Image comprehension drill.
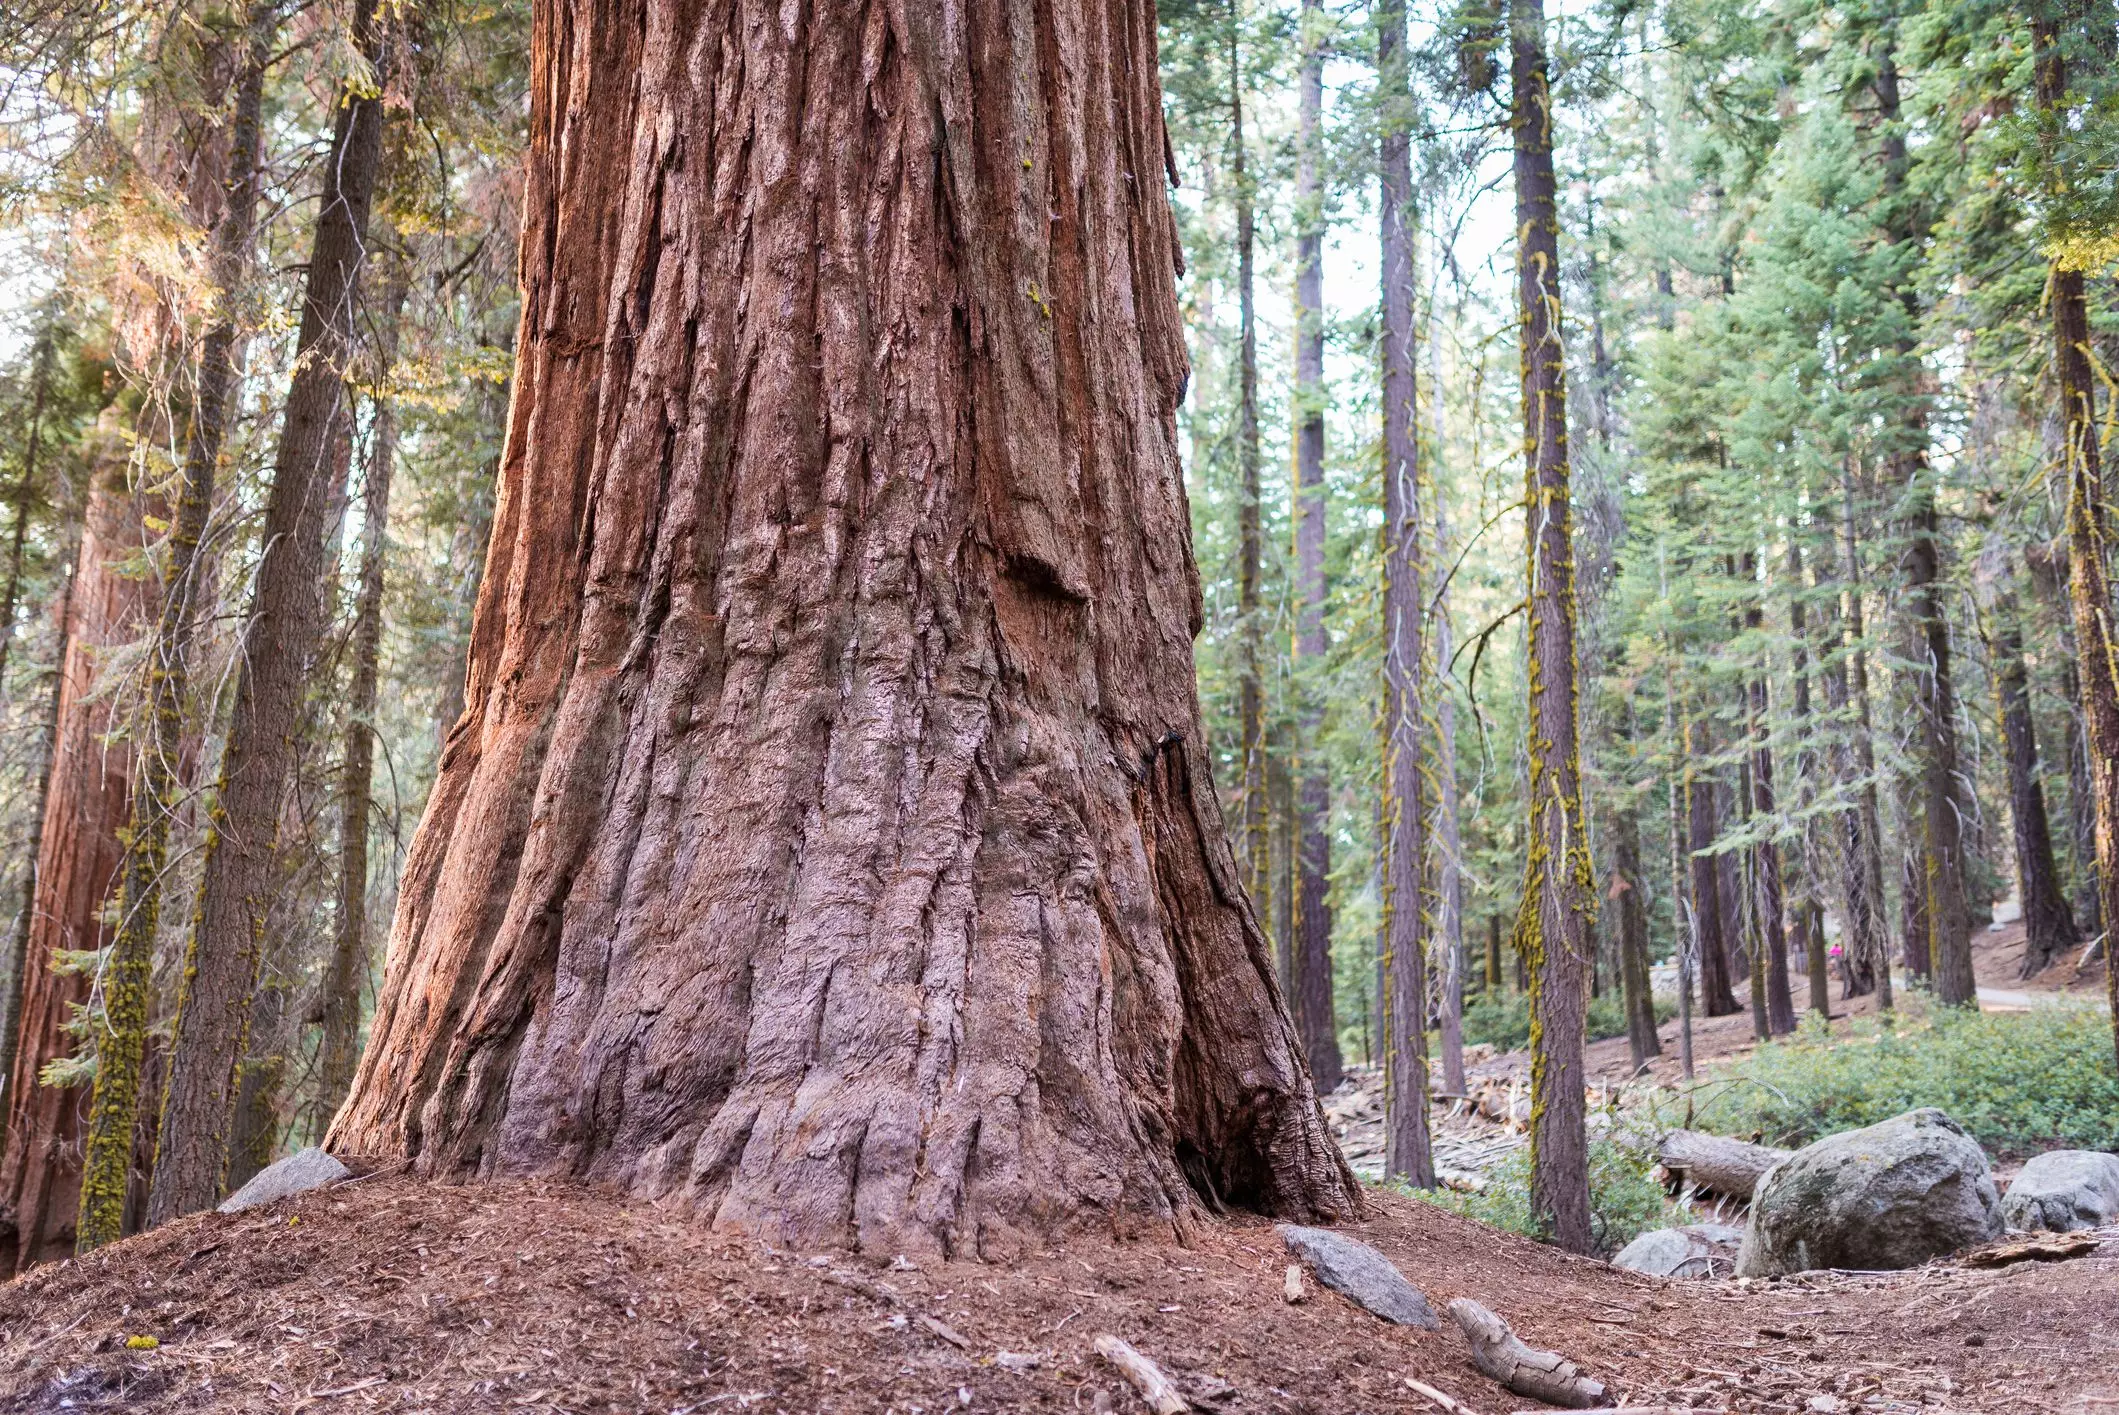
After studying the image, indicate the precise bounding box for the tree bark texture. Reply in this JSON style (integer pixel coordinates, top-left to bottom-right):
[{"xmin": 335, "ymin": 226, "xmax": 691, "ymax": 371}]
[
  {"xmin": 150, "ymin": 0, "xmax": 387, "ymax": 1226},
  {"xmin": 2036, "ymin": 18, "xmax": 2119, "ymax": 1058},
  {"xmin": 1289, "ymin": 0, "xmax": 1340, "ymax": 1094},
  {"xmin": 316, "ymin": 257, "xmax": 410, "ymax": 1127},
  {"xmin": 1511, "ymin": 0, "xmax": 1593, "ymax": 1255},
  {"xmin": 1743, "ymin": 613, "xmax": 1795, "ymax": 1035},
  {"xmin": 1378, "ymin": 0, "xmax": 1430, "ymax": 1186},
  {"xmin": 1612, "ymin": 805, "xmax": 1658, "ymax": 1070},
  {"xmin": 0, "ymin": 460, "xmax": 145, "ymax": 1271},
  {"xmin": 329, "ymin": 0, "xmax": 1359, "ymax": 1257},
  {"xmin": 0, "ymin": 333, "xmax": 56, "ymax": 1173},
  {"xmin": 1788, "ymin": 543, "xmax": 1833, "ymax": 1018},
  {"xmin": 1835, "ymin": 480, "xmax": 1891, "ymax": 1008},
  {"xmin": 1685, "ymin": 716, "xmax": 1739, "ymax": 1016},
  {"xmin": 76, "ymin": 7, "xmax": 273, "ymax": 1251},
  {"xmin": 2027, "ymin": 539, "xmax": 2102, "ymax": 941},
  {"xmin": 1985, "ymin": 585, "xmax": 2078, "ymax": 975},
  {"xmin": 1229, "ymin": 7, "xmax": 1267, "ymax": 929},
  {"xmin": 1432, "ymin": 478, "xmax": 1466, "ymax": 1094}
]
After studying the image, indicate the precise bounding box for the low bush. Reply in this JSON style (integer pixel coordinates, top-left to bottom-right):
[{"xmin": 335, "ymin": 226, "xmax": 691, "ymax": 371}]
[
  {"xmin": 1458, "ymin": 988, "xmax": 1676, "ymax": 1054},
  {"xmin": 1677, "ymin": 1003, "xmax": 2119, "ymax": 1158},
  {"xmin": 1408, "ymin": 1137, "xmax": 1670, "ymax": 1257}
]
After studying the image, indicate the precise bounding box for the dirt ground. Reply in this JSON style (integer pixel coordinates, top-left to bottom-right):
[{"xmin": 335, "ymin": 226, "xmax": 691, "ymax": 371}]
[{"xmin": 0, "ymin": 1172, "xmax": 2110, "ymax": 1415}]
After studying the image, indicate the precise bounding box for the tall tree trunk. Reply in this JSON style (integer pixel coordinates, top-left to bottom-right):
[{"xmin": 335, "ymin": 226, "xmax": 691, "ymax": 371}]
[
  {"xmin": 1984, "ymin": 582, "xmax": 2079, "ymax": 975},
  {"xmin": 1686, "ymin": 715, "xmax": 1739, "ymax": 1016},
  {"xmin": 1613, "ymin": 799, "xmax": 1659, "ymax": 1070},
  {"xmin": 0, "ymin": 445, "xmax": 146, "ymax": 1270},
  {"xmin": 76, "ymin": 8, "xmax": 275, "ymax": 1252},
  {"xmin": 1229, "ymin": 0, "xmax": 1268, "ymax": 935},
  {"xmin": 328, "ymin": 0, "xmax": 1359, "ymax": 1254},
  {"xmin": 1665, "ymin": 676, "xmax": 1697, "ymax": 1078},
  {"xmin": 1432, "ymin": 457, "xmax": 1466, "ymax": 1094},
  {"xmin": 0, "ymin": 332, "xmax": 56, "ymax": 1169},
  {"xmin": 149, "ymin": 0, "xmax": 387, "ymax": 1225},
  {"xmin": 1289, "ymin": 0, "xmax": 1341, "ymax": 1093},
  {"xmin": 1871, "ymin": 46, "xmax": 1972, "ymax": 1005},
  {"xmin": 1510, "ymin": 0, "xmax": 1592, "ymax": 1254},
  {"xmin": 2034, "ymin": 15, "xmax": 2119, "ymax": 1061},
  {"xmin": 2026, "ymin": 541, "xmax": 2101, "ymax": 941},
  {"xmin": 1378, "ymin": 0, "xmax": 1430, "ymax": 1186},
  {"xmin": 313, "ymin": 256, "xmax": 411, "ymax": 1129},
  {"xmin": 1837, "ymin": 472, "xmax": 1893, "ymax": 1009},
  {"xmin": 1787, "ymin": 545, "xmax": 1833, "ymax": 1019},
  {"xmin": 1744, "ymin": 590, "xmax": 1796, "ymax": 1035}
]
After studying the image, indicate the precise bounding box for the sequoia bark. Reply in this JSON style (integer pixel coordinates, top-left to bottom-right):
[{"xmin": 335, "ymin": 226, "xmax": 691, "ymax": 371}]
[{"xmin": 330, "ymin": 0, "xmax": 1357, "ymax": 1255}]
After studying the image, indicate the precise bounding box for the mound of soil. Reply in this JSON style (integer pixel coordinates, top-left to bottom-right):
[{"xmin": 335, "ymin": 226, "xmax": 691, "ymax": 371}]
[{"xmin": 0, "ymin": 1175, "xmax": 2109, "ymax": 1413}]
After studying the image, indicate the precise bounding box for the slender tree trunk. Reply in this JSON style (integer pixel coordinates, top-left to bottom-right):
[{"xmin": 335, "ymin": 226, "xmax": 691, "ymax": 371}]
[
  {"xmin": 1485, "ymin": 912, "xmax": 1503, "ymax": 994},
  {"xmin": 1510, "ymin": 0, "xmax": 1592, "ymax": 1253},
  {"xmin": 1686, "ymin": 715, "xmax": 1738, "ymax": 1015},
  {"xmin": 1229, "ymin": 0, "xmax": 1268, "ymax": 936},
  {"xmin": 1613, "ymin": 801, "xmax": 1659, "ymax": 1070},
  {"xmin": 1378, "ymin": 0, "xmax": 1430, "ymax": 1184},
  {"xmin": 2027, "ymin": 541, "xmax": 2101, "ymax": 941},
  {"xmin": 0, "ymin": 448, "xmax": 145, "ymax": 1269},
  {"xmin": 1433, "ymin": 468, "xmax": 1466, "ymax": 1093},
  {"xmin": 2034, "ymin": 16, "xmax": 2119, "ymax": 1060},
  {"xmin": 1289, "ymin": 0, "xmax": 1341, "ymax": 1093},
  {"xmin": 1984, "ymin": 583, "xmax": 2079, "ymax": 975},
  {"xmin": 1872, "ymin": 47, "xmax": 1972, "ymax": 1005},
  {"xmin": 328, "ymin": 0, "xmax": 1359, "ymax": 1253},
  {"xmin": 149, "ymin": 0, "xmax": 388, "ymax": 1225},
  {"xmin": 1838, "ymin": 474, "xmax": 1893, "ymax": 1010},
  {"xmin": 76, "ymin": 8, "xmax": 275, "ymax": 1252},
  {"xmin": 1744, "ymin": 589, "xmax": 1796, "ymax": 1035},
  {"xmin": 1666, "ymin": 677, "xmax": 1696, "ymax": 1079},
  {"xmin": 313, "ymin": 257, "xmax": 410, "ymax": 1129},
  {"xmin": 0, "ymin": 333, "xmax": 56, "ymax": 1168}
]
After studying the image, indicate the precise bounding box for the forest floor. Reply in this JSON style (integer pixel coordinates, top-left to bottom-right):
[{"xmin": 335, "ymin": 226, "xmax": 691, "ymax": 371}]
[{"xmin": 0, "ymin": 1171, "xmax": 2112, "ymax": 1415}]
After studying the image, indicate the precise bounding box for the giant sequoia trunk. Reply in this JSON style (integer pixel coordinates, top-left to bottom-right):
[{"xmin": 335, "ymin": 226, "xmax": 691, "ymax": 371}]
[
  {"xmin": 0, "ymin": 459, "xmax": 147, "ymax": 1271},
  {"xmin": 330, "ymin": 0, "xmax": 1356, "ymax": 1257}
]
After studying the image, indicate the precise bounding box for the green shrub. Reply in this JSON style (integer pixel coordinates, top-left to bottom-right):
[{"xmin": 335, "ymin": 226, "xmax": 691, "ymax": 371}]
[
  {"xmin": 1407, "ymin": 1138, "xmax": 1671, "ymax": 1257},
  {"xmin": 1459, "ymin": 988, "xmax": 1675, "ymax": 1053},
  {"xmin": 1678, "ymin": 1004, "xmax": 2119, "ymax": 1159}
]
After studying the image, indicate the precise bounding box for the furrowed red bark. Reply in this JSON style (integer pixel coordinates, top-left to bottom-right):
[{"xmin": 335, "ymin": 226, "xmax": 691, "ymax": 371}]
[
  {"xmin": 330, "ymin": 0, "xmax": 1358, "ymax": 1256},
  {"xmin": 0, "ymin": 453, "xmax": 146, "ymax": 1270},
  {"xmin": 1378, "ymin": 0, "xmax": 1431, "ymax": 1186},
  {"xmin": 150, "ymin": 0, "xmax": 388, "ymax": 1225},
  {"xmin": 1290, "ymin": 0, "xmax": 1341, "ymax": 1093},
  {"xmin": 1510, "ymin": 0, "xmax": 1593, "ymax": 1254},
  {"xmin": 76, "ymin": 6, "xmax": 274, "ymax": 1251},
  {"xmin": 2034, "ymin": 14, "xmax": 2119, "ymax": 1061}
]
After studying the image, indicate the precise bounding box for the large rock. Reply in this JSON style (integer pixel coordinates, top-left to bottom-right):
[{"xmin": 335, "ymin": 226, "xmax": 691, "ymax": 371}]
[
  {"xmin": 1611, "ymin": 1223, "xmax": 1745, "ymax": 1278},
  {"xmin": 2001, "ymin": 1150, "xmax": 2119, "ymax": 1232},
  {"xmin": 218, "ymin": 1148, "xmax": 351, "ymax": 1214},
  {"xmin": 1278, "ymin": 1224, "xmax": 1439, "ymax": 1328},
  {"xmin": 1736, "ymin": 1109, "xmax": 2004, "ymax": 1277}
]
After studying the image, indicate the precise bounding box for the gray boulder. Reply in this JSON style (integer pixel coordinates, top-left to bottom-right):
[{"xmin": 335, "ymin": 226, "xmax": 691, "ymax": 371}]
[
  {"xmin": 2001, "ymin": 1150, "xmax": 2119, "ymax": 1232},
  {"xmin": 1278, "ymin": 1224, "xmax": 1439, "ymax": 1328},
  {"xmin": 218, "ymin": 1147, "xmax": 351, "ymax": 1214},
  {"xmin": 1611, "ymin": 1223, "xmax": 1746, "ymax": 1278},
  {"xmin": 1736, "ymin": 1109, "xmax": 2004, "ymax": 1277}
]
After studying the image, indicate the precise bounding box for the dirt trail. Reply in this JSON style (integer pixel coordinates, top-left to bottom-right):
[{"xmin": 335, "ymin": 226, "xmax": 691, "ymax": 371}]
[{"xmin": 0, "ymin": 1174, "xmax": 2110, "ymax": 1414}]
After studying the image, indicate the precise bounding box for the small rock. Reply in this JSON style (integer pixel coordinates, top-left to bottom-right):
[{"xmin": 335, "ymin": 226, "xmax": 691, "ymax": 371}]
[
  {"xmin": 992, "ymin": 1352, "xmax": 1040, "ymax": 1373},
  {"xmin": 1283, "ymin": 1264, "xmax": 1305, "ymax": 1303},
  {"xmin": 217, "ymin": 1148, "xmax": 351, "ymax": 1214},
  {"xmin": 1277, "ymin": 1224, "xmax": 1439, "ymax": 1329},
  {"xmin": 1998, "ymin": 1150, "xmax": 2119, "ymax": 1233},
  {"xmin": 1736, "ymin": 1109, "xmax": 2003, "ymax": 1277},
  {"xmin": 1611, "ymin": 1224, "xmax": 1745, "ymax": 1278},
  {"xmin": 1807, "ymin": 1396, "xmax": 1843, "ymax": 1413}
]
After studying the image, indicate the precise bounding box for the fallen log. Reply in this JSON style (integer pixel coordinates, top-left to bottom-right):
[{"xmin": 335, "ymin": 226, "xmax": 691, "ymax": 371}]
[
  {"xmin": 1094, "ymin": 1333, "xmax": 1189, "ymax": 1414},
  {"xmin": 1657, "ymin": 1129, "xmax": 1788, "ymax": 1199},
  {"xmin": 1444, "ymin": 1299, "xmax": 1606, "ymax": 1410}
]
